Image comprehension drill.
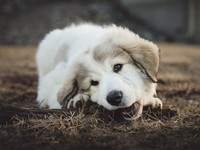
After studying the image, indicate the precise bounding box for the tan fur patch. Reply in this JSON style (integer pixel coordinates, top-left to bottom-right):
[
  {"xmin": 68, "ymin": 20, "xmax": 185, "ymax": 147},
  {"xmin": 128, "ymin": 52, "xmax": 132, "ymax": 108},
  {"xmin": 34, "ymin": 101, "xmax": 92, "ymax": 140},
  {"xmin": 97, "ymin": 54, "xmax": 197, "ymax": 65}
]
[
  {"xmin": 93, "ymin": 44, "xmax": 131, "ymax": 63},
  {"xmin": 120, "ymin": 42, "xmax": 159, "ymax": 83},
  {"xmin": 57, "ymin": 78, "xmax": 78, "ymax": 106}
]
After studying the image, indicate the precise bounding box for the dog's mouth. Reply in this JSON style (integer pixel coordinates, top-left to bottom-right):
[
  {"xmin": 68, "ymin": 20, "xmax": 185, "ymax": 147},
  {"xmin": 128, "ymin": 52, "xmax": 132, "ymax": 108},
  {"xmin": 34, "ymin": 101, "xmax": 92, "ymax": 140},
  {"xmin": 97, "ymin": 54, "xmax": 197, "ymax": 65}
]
[
  {"xmin": 117, "ymin": 102, "xmax": 143, "ymax": 120},
  {"xmin": 74, "ymin": 99, "xmax": 143, "ymax": 121}
]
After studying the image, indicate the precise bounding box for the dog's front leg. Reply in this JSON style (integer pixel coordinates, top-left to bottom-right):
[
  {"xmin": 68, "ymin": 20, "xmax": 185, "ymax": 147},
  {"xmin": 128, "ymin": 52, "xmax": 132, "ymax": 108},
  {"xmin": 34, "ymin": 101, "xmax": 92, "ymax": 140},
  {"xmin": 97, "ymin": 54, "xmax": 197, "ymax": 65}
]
[{"xmin": 37, "ymin": 62, "xmax": 69, "ymax": 109}]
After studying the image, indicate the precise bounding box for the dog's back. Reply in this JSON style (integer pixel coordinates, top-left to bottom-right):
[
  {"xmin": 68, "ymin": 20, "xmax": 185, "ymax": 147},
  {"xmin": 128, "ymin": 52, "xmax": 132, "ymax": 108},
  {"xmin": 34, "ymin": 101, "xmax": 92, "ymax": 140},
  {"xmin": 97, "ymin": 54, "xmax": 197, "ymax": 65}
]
[{"xmin": 36, "ymin": 24, "xmax": 105, "ymax": 80}]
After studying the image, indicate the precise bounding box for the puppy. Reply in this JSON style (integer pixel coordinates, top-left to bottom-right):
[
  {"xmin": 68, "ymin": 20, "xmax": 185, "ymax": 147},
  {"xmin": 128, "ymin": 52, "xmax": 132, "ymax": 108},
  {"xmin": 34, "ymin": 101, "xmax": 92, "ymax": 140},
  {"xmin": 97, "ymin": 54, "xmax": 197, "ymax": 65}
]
[{"xmin": 36, "ymin": 23, "xmax": 162, "ymax": 120}]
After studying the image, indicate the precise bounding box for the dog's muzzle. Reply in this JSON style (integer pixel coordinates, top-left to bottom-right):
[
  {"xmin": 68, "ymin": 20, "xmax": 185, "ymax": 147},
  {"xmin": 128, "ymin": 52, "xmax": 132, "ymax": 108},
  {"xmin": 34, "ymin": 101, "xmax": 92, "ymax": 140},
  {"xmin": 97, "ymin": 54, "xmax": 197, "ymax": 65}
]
[
  {"xmin": 106, "ymin": 91, "xmax": 142, "ymax": 120},
  {"xmin": 106, "ymin": 90, "xmax": 123, "ymax": 106}
]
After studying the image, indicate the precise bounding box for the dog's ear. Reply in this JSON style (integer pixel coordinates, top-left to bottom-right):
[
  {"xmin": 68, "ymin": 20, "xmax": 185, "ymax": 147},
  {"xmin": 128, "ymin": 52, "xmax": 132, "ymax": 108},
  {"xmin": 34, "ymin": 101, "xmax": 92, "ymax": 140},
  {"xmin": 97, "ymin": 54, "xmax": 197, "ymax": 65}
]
[
  {"xmin": 57, "ymin": 78, "xmax": 79, "ymax": 108},
  {"xmin": 122, "ymin": 43, "xmax": 160, "ymax": 83}
]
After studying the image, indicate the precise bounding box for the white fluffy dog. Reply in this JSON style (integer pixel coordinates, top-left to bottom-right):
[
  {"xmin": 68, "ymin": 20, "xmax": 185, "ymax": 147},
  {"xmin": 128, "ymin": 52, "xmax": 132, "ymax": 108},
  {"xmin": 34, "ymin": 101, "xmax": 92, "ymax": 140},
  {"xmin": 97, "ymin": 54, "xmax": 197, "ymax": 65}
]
[{"xmin": 36, "ymin": 23, "xmax": 162, "ymax": 120}]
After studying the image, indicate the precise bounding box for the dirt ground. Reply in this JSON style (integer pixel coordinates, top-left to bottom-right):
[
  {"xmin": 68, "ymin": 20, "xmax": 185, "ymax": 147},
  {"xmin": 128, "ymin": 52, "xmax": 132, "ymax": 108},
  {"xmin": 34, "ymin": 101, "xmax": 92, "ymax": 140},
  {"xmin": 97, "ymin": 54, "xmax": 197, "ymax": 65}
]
[{"xmin": 0, "ymin": 43, "xmax": 200, "ymax": 150}]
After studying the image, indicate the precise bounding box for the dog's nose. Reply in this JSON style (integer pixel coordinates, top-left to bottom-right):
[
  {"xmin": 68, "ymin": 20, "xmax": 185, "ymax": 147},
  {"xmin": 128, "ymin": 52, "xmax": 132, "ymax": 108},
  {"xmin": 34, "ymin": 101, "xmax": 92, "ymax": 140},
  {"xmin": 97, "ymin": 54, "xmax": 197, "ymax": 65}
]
[{"xmin": 106, "ymin": 90, "xmax": 123, "ymax": 106}]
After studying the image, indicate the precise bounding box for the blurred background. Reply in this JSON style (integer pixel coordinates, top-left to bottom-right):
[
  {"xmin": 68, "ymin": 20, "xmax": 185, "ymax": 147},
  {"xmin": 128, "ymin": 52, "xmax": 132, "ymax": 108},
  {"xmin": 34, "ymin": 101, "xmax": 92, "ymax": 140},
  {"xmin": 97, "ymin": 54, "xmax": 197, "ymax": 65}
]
[{"xmin": 0, "ymin": 0, "xmax": 200, "ymax": 45}]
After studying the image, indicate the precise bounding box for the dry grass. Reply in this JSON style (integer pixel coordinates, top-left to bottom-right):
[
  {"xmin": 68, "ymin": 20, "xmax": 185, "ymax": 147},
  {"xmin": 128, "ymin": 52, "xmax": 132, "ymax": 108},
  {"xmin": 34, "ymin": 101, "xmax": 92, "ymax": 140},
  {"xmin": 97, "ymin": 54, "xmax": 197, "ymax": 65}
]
[{"xmin": 0, "ymin": 43, "xmax": 200, "ymax": 150}]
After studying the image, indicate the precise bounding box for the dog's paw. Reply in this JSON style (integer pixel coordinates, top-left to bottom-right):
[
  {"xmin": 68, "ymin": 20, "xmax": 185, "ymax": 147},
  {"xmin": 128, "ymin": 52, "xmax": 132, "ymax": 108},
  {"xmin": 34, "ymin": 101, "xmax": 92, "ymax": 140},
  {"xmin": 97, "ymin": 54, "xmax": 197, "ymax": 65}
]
[
  {"xmin": 150, "ymin": 97, "xmax": 163, "ymax": 109},
  {"xmin": 67, "ymin": 94, "xmax": 89, "ymax": 108}
]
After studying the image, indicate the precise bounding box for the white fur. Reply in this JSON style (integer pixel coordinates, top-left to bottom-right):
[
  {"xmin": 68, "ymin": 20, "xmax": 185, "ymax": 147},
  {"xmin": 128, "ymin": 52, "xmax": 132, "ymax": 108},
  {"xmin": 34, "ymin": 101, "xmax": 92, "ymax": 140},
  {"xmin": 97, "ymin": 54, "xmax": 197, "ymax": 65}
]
[{"xmin": 36, "ymin": 23, "xmax": 162, "ymax": 111}]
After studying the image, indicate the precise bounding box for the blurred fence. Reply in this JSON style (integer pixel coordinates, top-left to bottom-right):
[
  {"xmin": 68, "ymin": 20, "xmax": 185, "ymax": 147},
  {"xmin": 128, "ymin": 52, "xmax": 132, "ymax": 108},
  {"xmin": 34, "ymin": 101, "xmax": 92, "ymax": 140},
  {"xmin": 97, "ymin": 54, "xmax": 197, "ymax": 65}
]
[{"xmin": 0, "ymin": 0, "xmax": 199, "ymax": 44}]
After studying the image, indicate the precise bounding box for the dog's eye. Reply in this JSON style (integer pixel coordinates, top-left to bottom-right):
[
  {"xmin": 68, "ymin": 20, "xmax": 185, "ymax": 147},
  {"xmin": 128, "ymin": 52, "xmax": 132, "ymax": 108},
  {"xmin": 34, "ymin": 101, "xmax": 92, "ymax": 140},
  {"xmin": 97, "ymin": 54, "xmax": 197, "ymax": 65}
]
[
  {"xmin": 113, "ymin": 64, "xmax": 123, "ymax": 73},
  {"xmin": 91, "ymin": 80, "xmax": 99, "ymax": 86}
]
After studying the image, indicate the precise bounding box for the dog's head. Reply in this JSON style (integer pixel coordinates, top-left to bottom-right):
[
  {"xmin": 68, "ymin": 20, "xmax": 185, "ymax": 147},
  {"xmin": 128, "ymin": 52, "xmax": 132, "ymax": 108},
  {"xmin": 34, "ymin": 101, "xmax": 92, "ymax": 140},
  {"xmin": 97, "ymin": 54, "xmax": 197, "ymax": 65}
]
[{"xmin": 57, "ymin": 27, "xmax": 160, "ymax": 120}]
